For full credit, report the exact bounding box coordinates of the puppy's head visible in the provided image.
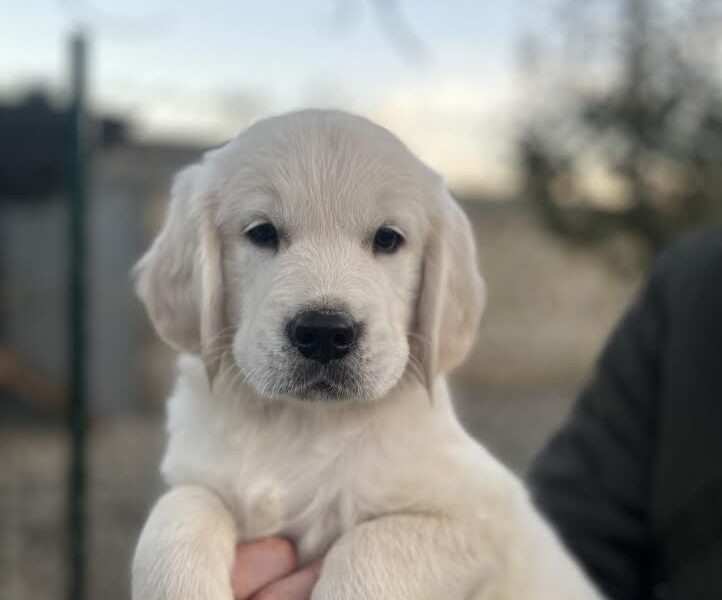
[135,110,484,402]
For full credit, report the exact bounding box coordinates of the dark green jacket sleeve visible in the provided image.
[529,266,662,599]
[529,232,722,600]
[529,231,722,600]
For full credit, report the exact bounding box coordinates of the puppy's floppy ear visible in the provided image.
[413,183,486,390]
[133,163,226,381]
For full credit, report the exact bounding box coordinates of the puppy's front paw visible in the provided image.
[132,486,236,600]
[310,568,391,600]
[132,547,234,600]
[310,573,345,600]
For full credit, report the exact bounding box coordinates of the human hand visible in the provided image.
[230,538,321,600]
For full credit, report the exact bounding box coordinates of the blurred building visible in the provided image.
[0,92,202,415]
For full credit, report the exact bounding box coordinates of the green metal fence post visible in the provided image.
[66,30,90,600]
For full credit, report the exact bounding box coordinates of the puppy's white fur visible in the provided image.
[132,110,601,600]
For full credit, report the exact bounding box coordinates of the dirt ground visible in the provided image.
[0,385,579,600]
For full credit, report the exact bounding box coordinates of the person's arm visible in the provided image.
[230,538,321,600]
[528,251,670,600]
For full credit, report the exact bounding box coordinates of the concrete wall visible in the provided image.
[0,186,145,412]
[457,200,641,391]
[0,143,201,413]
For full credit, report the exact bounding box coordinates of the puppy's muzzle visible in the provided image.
[286,309,361,364]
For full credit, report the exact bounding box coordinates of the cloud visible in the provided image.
[112,66,521,196]
[365,73,520,195]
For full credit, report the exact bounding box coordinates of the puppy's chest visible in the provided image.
[166,416,368,564]
[227,445,356,563]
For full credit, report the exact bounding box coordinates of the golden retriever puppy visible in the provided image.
[131,110,601,600]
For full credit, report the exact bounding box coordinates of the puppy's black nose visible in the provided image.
[287,310,358,363]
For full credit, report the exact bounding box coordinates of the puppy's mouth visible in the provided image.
[297,378,349,400]
[288,363,361,401]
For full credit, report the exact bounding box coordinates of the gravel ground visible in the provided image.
[0,386,578,600]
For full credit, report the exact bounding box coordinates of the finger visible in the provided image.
[231,538,297,599]
[252,560,322,600]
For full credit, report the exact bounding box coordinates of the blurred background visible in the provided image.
[2,1,722,599]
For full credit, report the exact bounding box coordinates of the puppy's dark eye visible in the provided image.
[373,227,404,254]
[246,223,279,249]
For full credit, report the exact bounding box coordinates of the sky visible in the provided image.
[1,0,553,196]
